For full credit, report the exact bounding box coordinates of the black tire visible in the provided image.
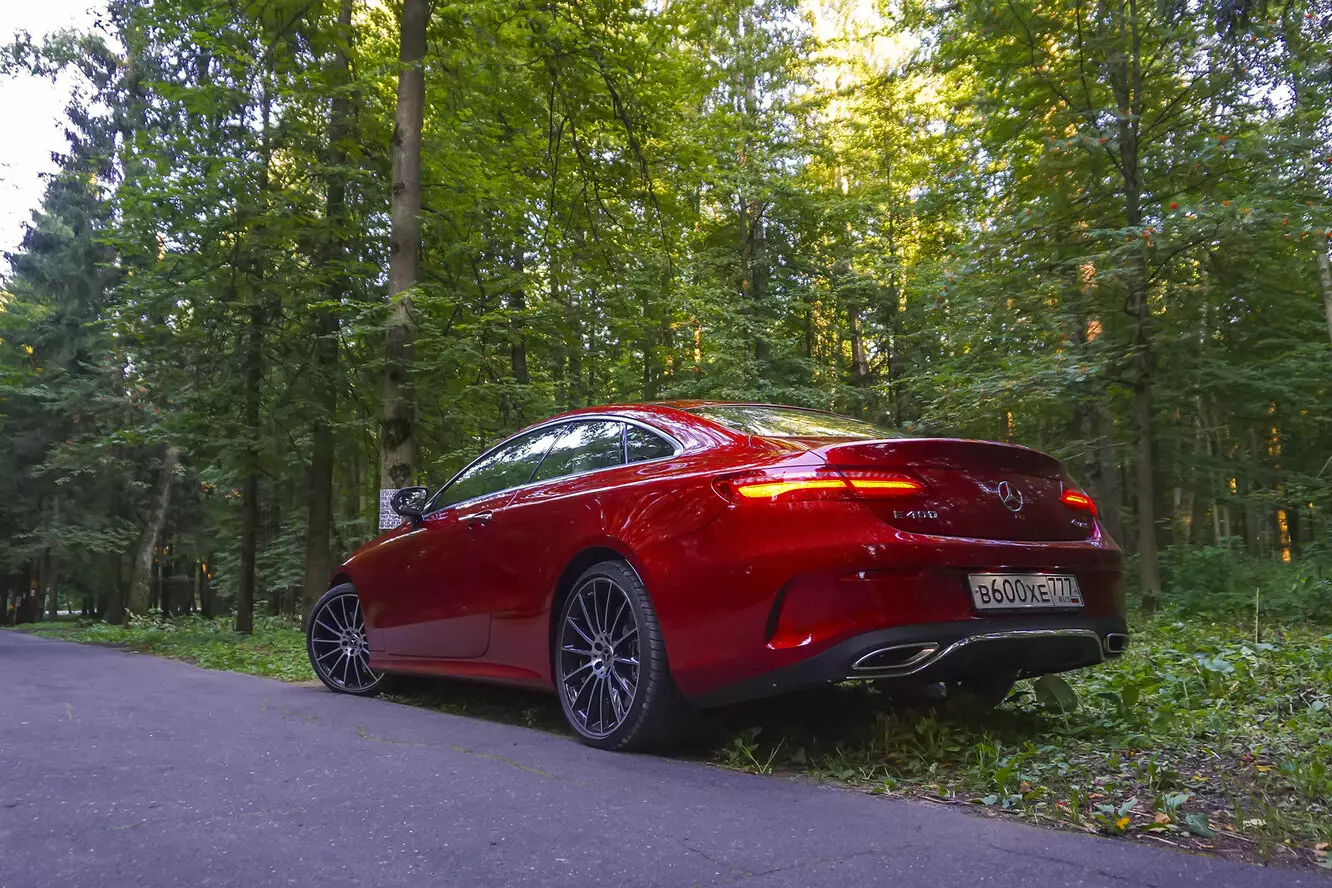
[554,560,691,751]
[307,583,391,696]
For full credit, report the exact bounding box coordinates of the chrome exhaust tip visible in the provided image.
[1103,633,1130,656]
[851,643,939,675]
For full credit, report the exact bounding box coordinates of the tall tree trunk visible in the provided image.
[848,307,869,386]
[509,249,530,387]
[303,0,354,629]
[1282,22,1332,350]
[44,498,60,619]
[237,74,278,635]
[158,550,170,617]
[1316,246,1332,348]
[126,446,182,619]
[1112,0,1162,613]
[1132,372,1163,609]
[15,562,40,625]
[199,558,214,619]
[381,0,428,492]
[303,412,336,625]
[736,4,766,364]
[236,294,263,636]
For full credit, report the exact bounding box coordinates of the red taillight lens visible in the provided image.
[1060,488,1098,516]
[732,477,847,500]
[841,472,928,498]
[714,468,927,504]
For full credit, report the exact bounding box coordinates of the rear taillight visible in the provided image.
[841,472,928,498]
[1060,487,1098,516]
[714,468,927,504]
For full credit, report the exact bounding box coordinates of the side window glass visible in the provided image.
[531,421,625,483]
[432,427,561,510]
[626,425,675,463]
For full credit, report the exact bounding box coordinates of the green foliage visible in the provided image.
[1154,546,1332,623]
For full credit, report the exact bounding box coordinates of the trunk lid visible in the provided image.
[812,438,1092,542]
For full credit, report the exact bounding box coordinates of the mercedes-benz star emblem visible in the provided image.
[996,480,1024,512]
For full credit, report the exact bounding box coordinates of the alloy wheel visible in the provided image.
[557,575,641,739]
[309,591,382,692]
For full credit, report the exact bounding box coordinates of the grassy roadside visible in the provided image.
[14,615,311,682]
[10,615,1331,871]
[712,620,1332,870]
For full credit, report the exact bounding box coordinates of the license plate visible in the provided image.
[968,573,1083,610]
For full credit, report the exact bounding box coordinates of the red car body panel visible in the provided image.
[337,402,1126,705]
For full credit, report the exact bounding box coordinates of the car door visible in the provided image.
[482,419,629,621]
[380,425,564,660]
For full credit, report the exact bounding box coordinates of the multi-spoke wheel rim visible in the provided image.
[558,576,640,739]
[310,593,381,692]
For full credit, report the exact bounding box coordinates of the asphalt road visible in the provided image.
[0,631,1321,888]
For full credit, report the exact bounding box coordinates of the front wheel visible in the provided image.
[554,560,691,750]
[307,584,390,696]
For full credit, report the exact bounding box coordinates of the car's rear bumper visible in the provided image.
[650,497,1125,701]
[688,614,1129,708]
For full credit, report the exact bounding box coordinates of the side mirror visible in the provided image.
[390,486,430,526]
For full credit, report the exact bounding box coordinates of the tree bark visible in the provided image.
[126,446,182,619]
[509,248,530,387]
[158,550,170,617]
[237,72,278,635]
[848,307,869,386]
[199,558,214,618]
[302,0,353,629]
[381,0,428,491]
[15,563,40,625]
[1112,0,1162,613]
[44,498,60,619]
[1316,246,1332,348]
[236,297,262,635]
[737,3,767,364]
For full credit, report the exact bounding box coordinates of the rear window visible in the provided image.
[688,405,900,440]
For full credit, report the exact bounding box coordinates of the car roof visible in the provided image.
[523,401,871,449]
[544,400,844,419]
[525,402,731,444]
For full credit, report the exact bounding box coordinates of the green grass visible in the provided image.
[16,614,311,682]
[9,614,1330,869]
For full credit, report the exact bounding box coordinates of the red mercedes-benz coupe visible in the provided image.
[306,402,1127,749]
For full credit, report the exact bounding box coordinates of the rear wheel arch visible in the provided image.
[548,545,636,649]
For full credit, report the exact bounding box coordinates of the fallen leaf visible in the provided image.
[1185,813,1217,839]
[1154,812,1171,825]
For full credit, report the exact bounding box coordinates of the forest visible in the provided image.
[1,0,1330,631]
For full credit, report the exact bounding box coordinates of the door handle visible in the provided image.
[461,511,493,528]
